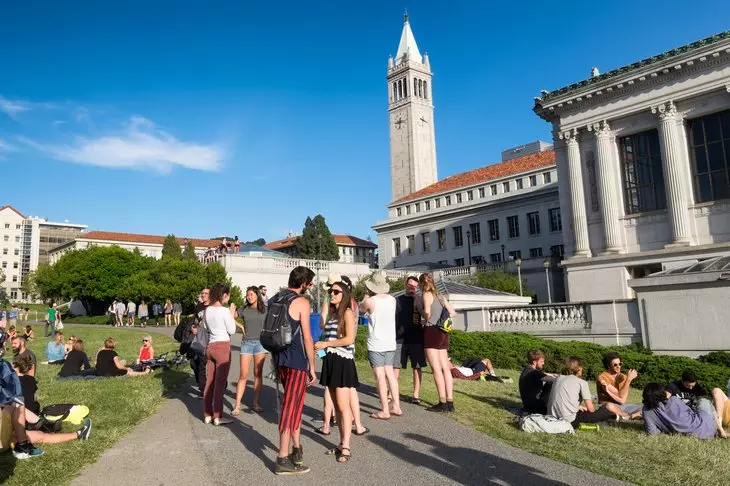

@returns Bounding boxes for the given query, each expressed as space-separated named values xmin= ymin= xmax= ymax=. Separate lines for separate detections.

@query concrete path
xmin=72 ymin=330 xmax=629 ymax=486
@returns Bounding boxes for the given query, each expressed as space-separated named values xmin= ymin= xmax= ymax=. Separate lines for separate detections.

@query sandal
xmin=231 ymin=407 xmax=241 ymax=417
xmin=353 ymin=427 xmax=370 ymax=436
xmin=325 ymin=445 xmax=343 ymax=455
xmin=252 ymin=405 xmax=264 ymax=413
xmin=336 ymin=447 xmax=351 ymax=463
xmin=410 ymin=397 xmax=421 ymax=405
xmin=315 ymin=426 xmax=331 ymax=436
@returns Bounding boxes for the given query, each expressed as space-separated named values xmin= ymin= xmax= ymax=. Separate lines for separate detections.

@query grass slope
xmin=356 ymin=363 xmax=730 ymax=486
xmin=1 ymin=325 xmax=189 ymax=486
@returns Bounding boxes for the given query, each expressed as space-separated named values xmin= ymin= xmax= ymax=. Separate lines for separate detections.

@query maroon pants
xmin=204 ymin=341 xmax=231 ymax=418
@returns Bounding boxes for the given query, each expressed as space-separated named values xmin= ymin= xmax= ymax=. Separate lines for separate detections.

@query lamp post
xmin=515 ymin=257 xmax=523 ymax=296
xmin=500 ymin=244 xmax=505 ymax=267
xmin=543 ymin=258 xmax=552 ymax=304
xmin=316 ymin=234 xmax=322 ymax=310
xmin=466 ymin=230 xmax=472 ymax=267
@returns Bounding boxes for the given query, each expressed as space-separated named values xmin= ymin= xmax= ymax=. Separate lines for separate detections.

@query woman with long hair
xmin=315 ymin=281 xmax=358 ymax=462
xmin=232 ymin=286 xmax=268 ymax=415
xmin=203 ymin=284 xmax=237 ymax=425
xmin=418 ymin=273 xmax=456 ymax=413
xmin=164 ymin=299 xmax=173 ymax=327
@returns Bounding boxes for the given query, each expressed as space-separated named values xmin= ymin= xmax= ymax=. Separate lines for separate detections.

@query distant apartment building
xmin=0 ymin=205 xmax=87 ymax=300
xmin=264 ymin=233 xmax=378 ymax=265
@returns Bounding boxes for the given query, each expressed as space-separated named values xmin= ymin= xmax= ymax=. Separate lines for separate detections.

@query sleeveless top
xmin=323 ymin=317 xmax=355 ymax=360
xmin=272 ymin=290 xmax=308 ymax=371
xmin=366 ymin=294 xmax=397 ymax=352
xmin=425 ymin=293 xmax=445 ymax=327
xmin=139 ymin=347 xmax=152 ymax=361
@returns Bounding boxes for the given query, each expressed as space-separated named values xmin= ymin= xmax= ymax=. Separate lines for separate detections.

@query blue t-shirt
xmin=45 ymin=341 xmax=66 ymax=362
xmin=8 ymin=309 xmax=18 ymax=320
xmin=643 ymin=395 xmax=716 ymax=439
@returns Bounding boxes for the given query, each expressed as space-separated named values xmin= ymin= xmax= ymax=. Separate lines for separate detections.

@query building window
xmin=393 ymin=238 xmax=401 ymax=256
xmin=550 ymin=244 xmax=565 ymax=259
xmin=415 ymin=203 xmax=421 ymax=213
xmin=397 ymin=208 xmax=402 ymax=217
xmin=619 ymin=129 xmax=667 ymax=214
xmin=529 ymin=247 xmax=543 ymax=258
xmin=489 ymin=253 xmax=502 ymax=263
xmin=2 ymin=249 xmax=6 ymax=255
xmin=437 ymin=260 xmax=448 ymax=265
xmin=689 ymin=110 xmax=730 ymax=202
xmin=445 ymin=196 xmax=451 ymax=206
xmin=423 ymin=81 xmax=428 ymax=100
xmin=407 ymin=235 xmax=415 ymax=255
xmin=527 ymin=212 xmax=541 ymax=236
xmin=454 ymin=258 xmax=465 ymax=267
xmin=508 ymin=250 xmax=522 ymax=261
xmin=549 ymin=208 xmax=562 ymax=232
xmin=3 ymin=236 xmax=7 ymax=242
xmin=435 ymin=198 xmax=441 ymax=208
xmin=453 ymin=226 xmax=463 ymax=247
xmin=3 ymin=224 xmax=7 ymax=229
xmin=503 ymin=182 xmax=510 ymax=193
xmin=12 ymin=275 xmax=17 ymax=282
xmin=478 ymin=187 xmax=485 ymax=198
xmin=507 ymin=215 xmax=520 ymax=238
xmin=437 ymin=229 xmax=446 ymax=250
xmin=488 ymin=219 xmax=500 ymax=241
xmin=456 ymin=193 xmax=463 ymax=204
xmin=529 ymin=175 xmax=538 ymax=187
xmin=15 ymin=224 xmax=20 ymax=230
xmin=543 ymin=172 xmax=552 ymax=184
xmin=1 ymin=262 xmax=6 ymax=268
xmin=406 ymin=205 xmax=412 ymax=215
xmin=467 ymin=190 xmax=474 ymax=201
xmin=490 ymin=184 xmax=497 ymax=196
xmin=13 ymin=262 xmax=18 ymax=269
xmin=469 ymin=223 xmax=481 ymax=244
xmin=425 ymin=201 xmax=431 ymax=210
xmin=515 ymin=178 xmax=524 ymax=190
xmin=421 ymin=233 xmax=431 ymax=252
xmin=14 ymin=249 xmax=19 ymax=256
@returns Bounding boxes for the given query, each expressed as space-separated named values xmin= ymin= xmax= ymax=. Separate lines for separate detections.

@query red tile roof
xmin=0 ymin=205 xmax=27 ymax=219
xmin=393 ymin=150 xmax=556 ymax=204
xmin=79 ymin=231 xmax=220 ymax=248
xmin=265 ymin=234 xmax=377 ymax=251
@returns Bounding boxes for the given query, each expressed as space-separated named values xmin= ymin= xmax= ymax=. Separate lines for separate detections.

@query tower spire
xmin=395 ymin=12 xmax=422 ymax=65
xmin=404 ymin=10 xmax=408 ymax=23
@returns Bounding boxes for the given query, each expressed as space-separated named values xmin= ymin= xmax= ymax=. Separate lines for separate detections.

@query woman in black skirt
xmin=315 ymin=281 xmax=358 ymax=463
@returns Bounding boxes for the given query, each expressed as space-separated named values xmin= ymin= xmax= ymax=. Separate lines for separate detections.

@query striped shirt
xmin=323 ymin=318 xmax=355 ymax=360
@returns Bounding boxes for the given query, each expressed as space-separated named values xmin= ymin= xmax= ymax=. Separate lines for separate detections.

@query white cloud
xmin=0 ymin=138 xmax=16 ymax=151
xmin=0 ymin=97 xmax=32 ymax=118
xmin=18 ymin=116 xmax=225 ymax=173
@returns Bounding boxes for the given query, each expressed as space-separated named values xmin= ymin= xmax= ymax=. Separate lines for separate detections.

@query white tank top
xmin=366 ymin=294 xmax=397 ymax=352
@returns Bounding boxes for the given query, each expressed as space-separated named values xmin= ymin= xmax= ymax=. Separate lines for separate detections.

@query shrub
xmin=698 ymin=351 xmax=730 ymax=368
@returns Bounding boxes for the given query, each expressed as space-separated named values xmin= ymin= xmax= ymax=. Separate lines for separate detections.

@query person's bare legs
xmin=321 ymin=388 xmax=335 ymax=434
xmin=711 ymin=387 xmax=729 ymax=438
xmin=333 ymin=386 xmax=352 ymax=460
xmin=384 ymin=365 xmax=402 ymax=415
xmin=126 ymin=368 xmax=151 ymax=377
xmin=371 ymin=366 xmax=391 ymax=419
xmin=26 ymin=430 xmax=78 ymax=444
xmin=482 ymin=358 xmax=494 ymax=374
xmin=413 ymin=368 xmax=423 ymax=400
xmin=252 ymin=353 xmax=266 ymax=410
xmin=426 ymin=348 xmax=446 ymax=402
xmin=439 ymin=350 xmax=454 ymax=402
xmin=349 ymin=388 xmax=366 ymax=433
xmin=9 ymin=405 xmax=29 ymax=444
xmin=602 ymin=402 xmax=631 ymax=420
xmin=233 ymin=353 xmax=252 ymax=415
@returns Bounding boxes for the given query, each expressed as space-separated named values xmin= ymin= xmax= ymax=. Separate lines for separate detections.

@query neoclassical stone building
xmin=534 ymin=31 xmax=730 ymax=301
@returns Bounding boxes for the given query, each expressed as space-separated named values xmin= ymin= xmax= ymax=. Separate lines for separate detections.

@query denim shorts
xmin=368 ymin=350 xmax=396 ymax=368
xmin=240 ymin=340 xmax=267 ymax=356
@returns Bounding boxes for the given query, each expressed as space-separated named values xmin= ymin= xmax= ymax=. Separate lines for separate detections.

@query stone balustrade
xmin=486 ymin=303 xmax=589 ymax=329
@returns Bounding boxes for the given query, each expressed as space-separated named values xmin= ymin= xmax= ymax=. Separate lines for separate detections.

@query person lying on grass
xmin=95 ymin=337 xmax=150 ymax=377
xmin=451 ymin=357 xmax=504 ymax=383
xmin=13 ymin=354 xmax=93 ymax=444
xmin=642 ymin=382 xmax=726 ymax=439
xmin=595 ymin=352 xmax=642 ymax=420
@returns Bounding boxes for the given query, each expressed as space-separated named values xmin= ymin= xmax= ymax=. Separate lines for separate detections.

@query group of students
xmin=108 ymin=299 xmax=183 ymax=328
xmin=519 ymin=349 xmax=730 ymax=438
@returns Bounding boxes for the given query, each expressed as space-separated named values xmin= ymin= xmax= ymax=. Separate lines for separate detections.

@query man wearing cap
xmin=360 ymin=272 xmax=401 ymax=419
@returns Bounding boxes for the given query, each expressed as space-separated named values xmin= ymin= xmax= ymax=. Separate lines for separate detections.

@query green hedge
xmin=354 ymin=328 xmax=730 ymax=391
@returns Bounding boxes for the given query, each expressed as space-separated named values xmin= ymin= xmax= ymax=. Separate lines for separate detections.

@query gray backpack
xmin=519 ymin=414 xmax=575 ymax=434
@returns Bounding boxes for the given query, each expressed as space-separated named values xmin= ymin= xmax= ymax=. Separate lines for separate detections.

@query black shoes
xmin=426 ymin=402 xmax=448 ymax=413
xmin=289 ymin=446 xmax=303 ymax=466
xmin=275 ymin=456 xmax=310 ymax=475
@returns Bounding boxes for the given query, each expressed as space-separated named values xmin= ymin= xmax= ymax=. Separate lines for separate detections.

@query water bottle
xmin=281 ymin=321 xmax=292 ymax=345
xmin=577 ymin=423 xmax=600 ymax=432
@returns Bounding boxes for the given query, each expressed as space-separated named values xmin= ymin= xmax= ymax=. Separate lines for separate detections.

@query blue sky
xmin=2 ymin=1 xmax=728 ymax=243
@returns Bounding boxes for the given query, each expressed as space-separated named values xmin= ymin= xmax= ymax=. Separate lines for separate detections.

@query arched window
xmin=398 ymin=80 xmax=403 ymax=99
xmin=393 ymin=82 xmax=398 ymax=101
xmin=403 ymin=78 xmax=408 ymax=97
xmin=418 ymin=79 xmax=423 ymax=98
xmin=423 ymin=81 xmax=428 ymax=100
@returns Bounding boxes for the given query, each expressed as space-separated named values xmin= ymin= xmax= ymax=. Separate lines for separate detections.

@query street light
xmin=466 ymin=230 xmax=472 ymax=266
xmin=500 ymin=244 xmax=505 ymax=262
xmin=514 ymin=257 xmax=523 ymax=296
xmin=543 ymin=258 xmax=552 ymax=304
xmin=316 ymin=234 xmax=322 ymax=311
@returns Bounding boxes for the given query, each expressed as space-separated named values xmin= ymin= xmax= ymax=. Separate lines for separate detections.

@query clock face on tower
xmin=392 ymin=113 xmax=407 ymax=129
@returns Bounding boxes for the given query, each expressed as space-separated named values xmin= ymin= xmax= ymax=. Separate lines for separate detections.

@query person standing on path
xmin=395 ymin=275 xmax=426 ymax=404
xmin=152 ymin=301 xmax=162 ymax=326
xmin=259 ymin=285 xmax=269 ymax=305
xmin=164 ymin=299 xmax=173 ymax=327
xmin=8 ymin=304 xmax=18 ymax=328
xmin=271 ymin=266 xmax=316 ymax=476
xmin=45 ymin=303 xmax=57 ymax=337
xmin=173 ymin=301 xmax=183 ymax=327
xmin=203 ymin=284 xmax=237 ymax=426
xmin=116 ymin=301 xmax=126 ymax=328
xmin=418 ymin=273 xmax=456 ymax=413
xmin=127 ymin=300 xmax=136 ymax=327
xmin=360 ymin=271 xmax=401 ymax=420
xmin=138 ymin=300 xmax=149 ymax=328
xmin=315 ymin=281 xmax=357 ymax=463
xmin=232 ymin=286 xmax=268 ymax=416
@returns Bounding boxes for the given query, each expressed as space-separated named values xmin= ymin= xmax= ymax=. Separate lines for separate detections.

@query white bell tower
xmin=387 ymin=13 xmax=438 ymax=202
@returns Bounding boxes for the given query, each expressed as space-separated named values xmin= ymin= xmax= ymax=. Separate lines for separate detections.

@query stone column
xmin=652 ymin=101 xmax=692 ymax=246
xmin=590 ymin=120 xmax=623 ymax=253
xmin=559 ymin=128 xmax=591 ymax=257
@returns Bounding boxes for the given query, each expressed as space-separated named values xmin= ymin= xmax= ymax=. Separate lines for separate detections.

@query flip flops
xmin=353 ymin=427 xmax=370 ymax=436
xmin=315 ymin=426 xmax=331 ymax=436
xmin=369 ymin=412 xmax=391 ymax=420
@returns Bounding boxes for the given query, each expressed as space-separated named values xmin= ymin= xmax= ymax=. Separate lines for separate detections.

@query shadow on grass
xmin=455 ymin=389 xmax=523 ymax=411
xmin=368 ymin=431 xmax=571 ymax=485
xmin=0 ymin=452 xmax=17 ymax=485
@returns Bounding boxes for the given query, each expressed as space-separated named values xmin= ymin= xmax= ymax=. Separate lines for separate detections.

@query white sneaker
xmin=213 ymin=417 xmax=234 ymax=426
xmin=204 ymin=416 xmax=212 ymax=424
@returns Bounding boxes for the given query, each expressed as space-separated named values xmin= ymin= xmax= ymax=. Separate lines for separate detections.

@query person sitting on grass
xmin=519 ymin=349 xmax=557 ymax=415
xmin=547 ymin=356 xmax=617 ymax=428
xmin=595 ymin=352 xmax=641 ymax=420
xmin=59 ymin=340 xmax=95 ymax=378
xmin=13 ymin=355 xmax=93 ymax=444
xmin=642 ymin=382 xmax=723 ymax=439
xmin=22 ymin=326 xmax=34 ymax=341
xmin=95 ymin=337 xmax=150 ymax=377
xmin=666 ymin=369 xmax=714 ymax=416
xmin=11 ymin=336 xmax=36 ymax=376
xmin=136 ymin=335 xmax=155 ymax=365
xmin=710 ymin=387 xmax=730 ymax=439
xmin=45 ymin=332 xmax=66 ymax=364
xmin=7 ymin=325 xmax=17 ymax=341
xmin=65 ymin=335 xmax=76 ymax=357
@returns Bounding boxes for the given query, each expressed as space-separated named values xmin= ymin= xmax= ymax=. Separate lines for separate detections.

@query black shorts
xmin=572 ymin=406 xmax=616 ymax=427
xmin=400 ymin=343 xmax=427 ymax=369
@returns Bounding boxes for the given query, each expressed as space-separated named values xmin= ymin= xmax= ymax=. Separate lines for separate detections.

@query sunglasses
xmin=328 ymin=289 xmax=342 ymax=296
xmin=612 ymin=362 xmax=622 ymax=367
xmin=143 ymin=339 xmax=150 ymax=343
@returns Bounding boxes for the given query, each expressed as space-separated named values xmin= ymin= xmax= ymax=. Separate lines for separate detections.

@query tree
xmin=244 ymin=238 xmax=266 ymax=246
xmin=21 ymin=270 xmax=40 ymax=301
xmin=296 ymin=215 xmax=339 ymax=261
xmin=351 ymin=272 xmax=406 ymax=302
xmin=182 ymin=241 xmax=197 ymax=260
xmin=204 ymin=261 xmax=244 ymax=308
xmin=162 ymin=234 xmax=182 ymax=260
xmin=0 ymin=269 xmax=8 ymax=306
xmin=467 ymin=270 xmax=535 ymax=300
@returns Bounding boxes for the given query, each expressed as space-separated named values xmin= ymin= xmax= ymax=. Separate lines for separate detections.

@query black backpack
xmin=260 ymin=292 xmax=300 ymax=353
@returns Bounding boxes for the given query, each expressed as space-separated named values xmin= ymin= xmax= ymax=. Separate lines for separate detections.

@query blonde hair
xmin=418 ymin=273 xmax=439 ymax=296
xmin=73 ymin=340 xmax=85 ymax=352
xmin=104 ymin=337 xmax=116 ymax=349
xmin=143 ymin=335 xmax=152 ymax=344
xmin=562 ymin=356 xmax=583 ymax=376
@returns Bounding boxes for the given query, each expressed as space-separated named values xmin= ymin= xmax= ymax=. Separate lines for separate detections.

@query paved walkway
xmin=72 ymin=329 xmax=629 ymax=486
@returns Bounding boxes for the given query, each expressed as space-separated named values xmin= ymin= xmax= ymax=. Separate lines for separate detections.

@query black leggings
xmin=571 ymin=406 xmax=616 ymax=428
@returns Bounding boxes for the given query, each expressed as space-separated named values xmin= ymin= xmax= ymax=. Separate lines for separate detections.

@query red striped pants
xmin=277 ymin=366 xmax=308 ymax=434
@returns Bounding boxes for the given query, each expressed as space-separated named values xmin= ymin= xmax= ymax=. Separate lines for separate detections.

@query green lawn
xmin=356 ymin=363 xmax=730 ymax=486
xmin=1 ymin=324 xmax=189 ymax=486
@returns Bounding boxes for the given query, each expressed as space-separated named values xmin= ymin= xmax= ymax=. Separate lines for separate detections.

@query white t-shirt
xmin=205 ymin=306 xmax=236 ymax=343
xmin=128 ymin=302 xmax=136 ymax=313
xmin=366 ymin=294 xmax=397 ymax=352
xmin=456 ymin=367 xmax=474 ymax=377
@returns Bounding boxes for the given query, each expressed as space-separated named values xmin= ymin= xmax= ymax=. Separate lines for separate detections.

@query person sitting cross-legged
xmin=95 ymin=338 xmax=150 ymax=377
xmin=519 ymin=349 xmax=557 ymax=415
xmin=45 ymin=333 xmax=66 ymax=364
xmin=59 ymin=340 xmax=95 ymax=378
xmin=642 ymin=382 xmax=724 ymax=439
xmin=547 ymin=356 xmax=617 ymax=428
xmin=595 ymin=352 xmax=641 ymax=420
xmin=667 ymin=369 xmax=715 ymax=417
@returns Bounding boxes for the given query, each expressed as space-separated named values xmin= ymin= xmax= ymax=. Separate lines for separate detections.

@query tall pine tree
xmin=161 ymin=234 xmax=183 ymax=260
xmin=296 ymin=214 xmax=339 ymax=261
xmin=182 ymin=241 xmax=197 ymax=260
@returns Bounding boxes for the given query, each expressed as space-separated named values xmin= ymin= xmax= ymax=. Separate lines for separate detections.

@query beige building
xmin=264 ymin=233 xmax=377 ymax=265
xmin=534 ymin=29 xmax=730 ymax=301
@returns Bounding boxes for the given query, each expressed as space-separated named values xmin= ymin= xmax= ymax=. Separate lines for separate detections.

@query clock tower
xmin=388 ymin=14 xmax=438 ymax=202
